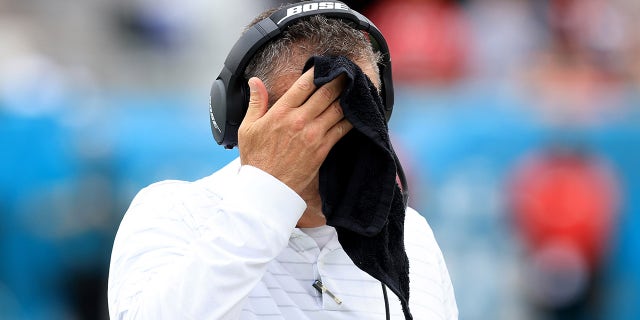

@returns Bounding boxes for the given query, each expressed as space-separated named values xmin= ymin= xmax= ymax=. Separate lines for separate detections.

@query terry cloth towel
xmin=303 ymin=55 xmax=413 ymax=320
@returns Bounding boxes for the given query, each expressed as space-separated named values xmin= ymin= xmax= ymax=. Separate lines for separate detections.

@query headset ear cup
xmin=210 ymin=79 xmax=227 ymax=145
xmin=381 ymin=60 xmax=394 ymax=121
xmin=240 ymin=80 xmax=250 ymax=118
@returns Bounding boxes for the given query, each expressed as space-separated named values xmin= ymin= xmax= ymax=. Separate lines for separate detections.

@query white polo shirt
xmin=108 ymin=158 xmax=457 ymax=319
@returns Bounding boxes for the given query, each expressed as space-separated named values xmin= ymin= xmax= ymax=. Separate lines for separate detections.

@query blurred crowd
xmin=1 ymin=0 xmax=639 ymax=319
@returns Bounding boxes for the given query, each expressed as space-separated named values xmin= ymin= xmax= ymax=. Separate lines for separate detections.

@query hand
xmin=238 ymin=68 xmax=352 ymax=195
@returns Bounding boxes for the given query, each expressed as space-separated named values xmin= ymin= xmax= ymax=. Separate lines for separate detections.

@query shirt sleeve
xmin=404 ymin=208 xmax=459 ymax=319
xmin=107 ymin=165 xmax=307 ymax=320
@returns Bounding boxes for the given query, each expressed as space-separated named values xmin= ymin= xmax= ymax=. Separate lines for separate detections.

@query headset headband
xmin=210 ymin=0 xmax=393 ymax=149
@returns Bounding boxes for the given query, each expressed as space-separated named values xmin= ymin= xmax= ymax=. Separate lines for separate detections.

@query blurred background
xmin=1 ymin=0 xmax=639 ymax=319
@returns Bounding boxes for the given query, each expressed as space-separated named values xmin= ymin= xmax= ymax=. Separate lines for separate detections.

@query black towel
xmin=303 ymin=56 xmax=412 ymax=320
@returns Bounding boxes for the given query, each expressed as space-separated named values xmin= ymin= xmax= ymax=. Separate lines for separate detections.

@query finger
xmin=323 ymin=118 xmax=353 ymax=149
xmin=299 ymin=74 xmax=346 ymax=120
xmin=244 ymin=77 xmax=269 ymax=123
xmin=273 ymin=68 xmax=316 ymax=110
xmin=314 ymin=99 xmax=345 ymax=132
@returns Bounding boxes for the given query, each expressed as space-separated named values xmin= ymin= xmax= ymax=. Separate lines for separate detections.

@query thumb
xmin=244 ymin=77 xmax=269 ymax=123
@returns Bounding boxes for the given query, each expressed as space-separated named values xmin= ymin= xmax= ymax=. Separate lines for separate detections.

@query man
xmin=108 ymin=2 xmax=457 ymax=319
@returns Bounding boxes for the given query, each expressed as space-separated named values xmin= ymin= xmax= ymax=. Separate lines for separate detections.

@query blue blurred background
xmin=1 ymin=0 xmax=639 ymax=319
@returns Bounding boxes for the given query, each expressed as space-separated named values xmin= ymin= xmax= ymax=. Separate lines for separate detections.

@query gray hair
xmin=243 ymin=9 xmax=381 ymax=105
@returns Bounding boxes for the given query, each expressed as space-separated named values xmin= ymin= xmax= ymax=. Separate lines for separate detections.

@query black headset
xmin=209 ymin=0 xmax=394 ymax=149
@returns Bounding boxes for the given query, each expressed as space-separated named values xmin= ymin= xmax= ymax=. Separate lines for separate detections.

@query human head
xmin=243 ymin=7 xmax=382 ymax=106
xmin=209 ymin=1 xmax=392 ymax=148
